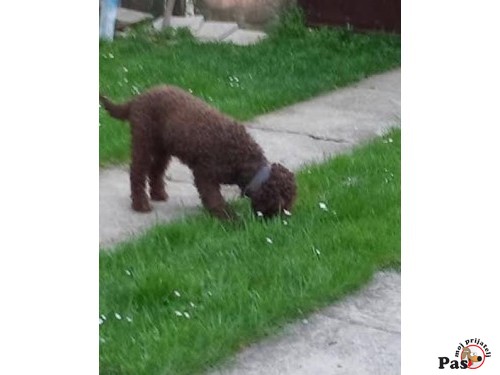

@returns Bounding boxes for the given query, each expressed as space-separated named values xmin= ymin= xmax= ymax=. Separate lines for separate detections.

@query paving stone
xmin=152 ymin=15 xmax=205 ymax=33
xmin=222 ymin=29 xmax=267 ymax=45
xmin=195 ymin=21 xmax=239 ymax=41
xmin=116 ymin=7 xmax=153 ymax=29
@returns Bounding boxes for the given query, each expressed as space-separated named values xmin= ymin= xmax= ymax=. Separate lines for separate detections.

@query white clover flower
xmin=183 ymin=312 xmax=191 ymax=319
xmin=125 ymin=269 xmax=132 ymax=276
xmin=108 ymin=52 xmax=114 ymax=59
xmin=100 ymin=314 xmax=107 ymax=321
xmin=114 ymin=313 xmax=122 ymax=320
xmin=314 ymin=248 xmax=321 ymax=256
xmin=383 ymin=137 xmax=394 ymax=144
xmin=173 ymin=290 xmax=181 ymax=297
xmin=282 ymin=220 xmax=288 ymax=226
xmin=319 ymin=202 xmax=328 ymax=211
xmin=174 ymin=310 xmax=183 ymax=317
xmin=256 ymin=211 xmax=263 ymax=217
xmin=266 ymin=237 xmax=273 ymax=244
xmin=343 ymin=176 xmax=358 ymax=187
xmin=131 ymin=85 xmax=140 ymax=95
xmin=126 ymin=317 xmax=133 ymax=323
xmin=122 ymin=66 xmax=128 ymax=73
xmin=99 ymin=318 xmax=104 ymax=325
xmin=283 ymin=209 xmax=292 ymax=216
xmin=189 ymin=302 xmax=196 ymax=308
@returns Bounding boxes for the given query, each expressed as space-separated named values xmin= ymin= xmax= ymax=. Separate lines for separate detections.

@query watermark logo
xmin=439 ymin=338 xmax=492 ymax=369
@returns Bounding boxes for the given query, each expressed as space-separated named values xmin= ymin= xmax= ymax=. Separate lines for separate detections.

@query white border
xmin=0 ymin=1 xmax=98 ymax=374
xmin=402 ymin=0 xmax=500 ymax=373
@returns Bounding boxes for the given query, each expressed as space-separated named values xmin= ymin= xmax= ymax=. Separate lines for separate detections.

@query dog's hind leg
xmin=149 ymin=149 xmax=171 ymax=201
xmin=129 ymin=115 xmax=153 ymax=212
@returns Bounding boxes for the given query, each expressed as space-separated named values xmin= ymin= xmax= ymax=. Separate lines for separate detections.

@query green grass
xmin=99 ymin=10 xmax=400 ymax=165
xmin=99 ymin=129 xmax=401 ymax=375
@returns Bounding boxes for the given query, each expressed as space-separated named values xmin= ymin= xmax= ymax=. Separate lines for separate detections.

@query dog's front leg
xmin=194 ymin=176 xmax=236 ymax=220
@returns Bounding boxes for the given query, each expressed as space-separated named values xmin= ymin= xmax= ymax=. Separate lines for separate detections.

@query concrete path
xmin=99 ymin=69 xmax=401 ymax=374
xmin=207 ymin=271 xmax=401 ymax=375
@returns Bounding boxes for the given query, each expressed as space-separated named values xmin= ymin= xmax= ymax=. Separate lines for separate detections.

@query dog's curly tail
xmin=99 ymin=94 xmax=131 ymax=121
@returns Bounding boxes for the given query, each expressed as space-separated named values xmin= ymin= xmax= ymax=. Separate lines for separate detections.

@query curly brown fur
xmin=100 ymin=85 xmax=297 ymax=220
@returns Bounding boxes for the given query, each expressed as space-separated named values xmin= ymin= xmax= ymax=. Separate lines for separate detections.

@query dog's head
xmin=248 ymin=163 xmax=297 ymax=218
xmin=461 ymin=347 xmax=482 ymax=363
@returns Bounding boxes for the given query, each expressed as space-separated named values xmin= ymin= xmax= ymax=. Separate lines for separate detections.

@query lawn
xmin=99 ymin=129 xmax=401 ymax=375
xmin=99 ymin=10 xmax=400 ymax=165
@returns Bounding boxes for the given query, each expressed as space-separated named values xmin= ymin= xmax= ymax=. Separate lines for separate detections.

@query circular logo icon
xmin=461 ymin=345 xmax=486 ymax=369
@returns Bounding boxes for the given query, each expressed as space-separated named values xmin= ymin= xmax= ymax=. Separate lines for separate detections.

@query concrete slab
xmin=248 ymin=128 xmax=353 ymax=171
xmin=152 ymin=15 xmax=205 ymax=33
xmin=354 ymin=69 xmax=402 ymax=94
xmin=320 ymin=271 xmax=401 ymax=334
xmin=207 ymin=271 xmax=400 ymax=375
xmin=248 ymin=69 xmax=401 ymax=143
xmin=222 ymin=29 xmax=267 ymax=45
xmin=116 ymin=7 xmax=153 ymax=29
xmin=195 ymin=21 xmax=239 ymax=41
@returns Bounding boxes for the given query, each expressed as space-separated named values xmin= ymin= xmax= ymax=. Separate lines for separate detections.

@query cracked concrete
xmin=244 ymin=124 xmax=351 ymax=144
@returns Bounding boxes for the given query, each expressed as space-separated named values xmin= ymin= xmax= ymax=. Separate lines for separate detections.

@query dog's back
xmin=100 ymin=85 xmax=265 ymax=174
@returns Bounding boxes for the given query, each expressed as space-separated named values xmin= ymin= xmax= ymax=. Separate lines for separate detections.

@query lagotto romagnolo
xmin=100 ymin=85 xmax=297 ymax=220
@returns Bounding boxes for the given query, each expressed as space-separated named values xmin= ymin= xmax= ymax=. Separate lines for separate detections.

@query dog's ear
xmin=461 ymin=348 xmax=470 ymax=360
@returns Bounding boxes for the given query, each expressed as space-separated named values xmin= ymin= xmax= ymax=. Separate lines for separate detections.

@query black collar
xmin=243 ymin=163 xmax=271 ymax=196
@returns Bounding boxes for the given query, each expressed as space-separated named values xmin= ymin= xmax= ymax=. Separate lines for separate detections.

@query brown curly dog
xmin=100 ymin=85 xmax=297 ymax=220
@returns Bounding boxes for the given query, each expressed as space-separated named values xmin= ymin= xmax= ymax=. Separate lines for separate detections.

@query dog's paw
xmin=132 ymin=200 xmax=152 ymax=213
xmin=150 ymin=189 xmax=169 ymax=202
